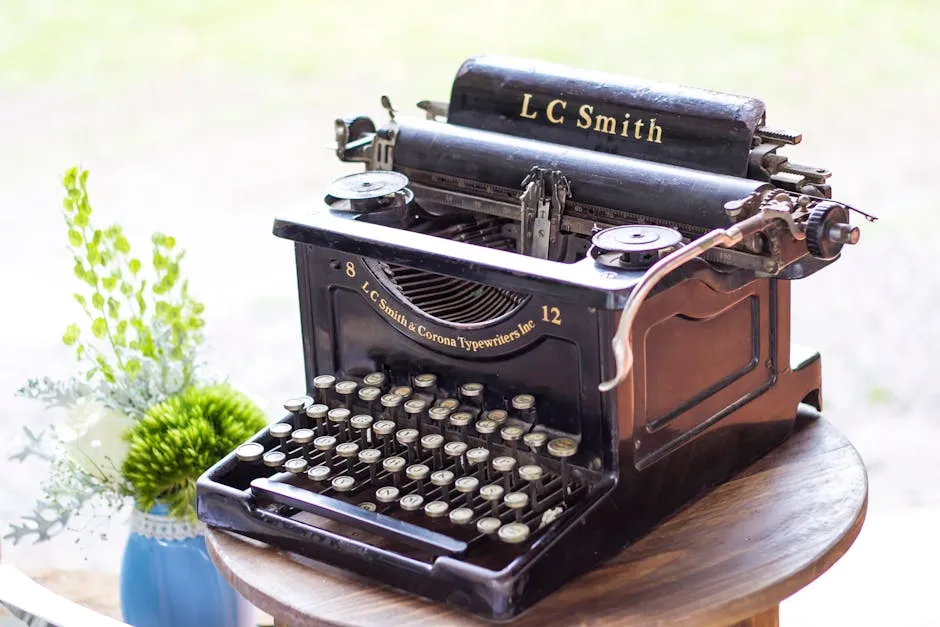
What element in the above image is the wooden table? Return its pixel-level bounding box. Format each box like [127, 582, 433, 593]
[206, 418, 867, 626]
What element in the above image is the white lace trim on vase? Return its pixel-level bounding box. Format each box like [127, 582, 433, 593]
[130, 508, 205, 541]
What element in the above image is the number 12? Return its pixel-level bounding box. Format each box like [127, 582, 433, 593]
[541, 305, 562, 325]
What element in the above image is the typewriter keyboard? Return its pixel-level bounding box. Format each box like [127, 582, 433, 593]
[232, 372, 588, 560]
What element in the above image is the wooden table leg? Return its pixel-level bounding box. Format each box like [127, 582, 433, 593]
[728, 604, 779, 627]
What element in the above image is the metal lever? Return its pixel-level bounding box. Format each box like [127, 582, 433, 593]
[597, 210, 782, 392]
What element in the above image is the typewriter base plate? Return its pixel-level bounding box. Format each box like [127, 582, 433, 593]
[205, 417, 866, 626]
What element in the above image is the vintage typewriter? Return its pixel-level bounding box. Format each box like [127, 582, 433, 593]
[197, 56, 873, 620]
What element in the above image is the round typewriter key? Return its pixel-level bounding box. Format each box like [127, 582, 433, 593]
[443, 440, 468, 473]
[263, 450, 286, 468]
[424, 500, 449, 518]
[350, 414, 374, 445]
[396, 428, 419, 462]
[373, 419, 396, 456]
[449, 411, 472, 439]
[403, 398, 429, 437]
[399, 494, 424, 512]
[548, 437, 578, 500]
[474, 419, 497, 443]
[511, 394, 535, 411]
[480, 484, 505, 516]
[336, 442, 360, 477]
[504, 492, 529, 521]
[383, 456, 406, 488]
[235, 442, 264, 463]
[328, 408, 351, 442]
[359, 448, 382, 484]
[485, 409, 508, 425]
[380, 393, 403, 424]
[421, 433, 445, 467]
[358, 386, 381, 414]
[523, 431, 548, 456]
[306, 403, 329, 434]
[428, 406, 451, 428]
[413, 373, 437, 389]
[437, 398, 460, 412]
[359, 502, 376, 512]
[391, 385, 413, 401]
[498, 522, 531, 544]
[334, 380, 358, 410]
[314, 435, 337, 467]
[455, 476, 479, 507]
[313, 375, 336, 405]
[285, 458, 308, 474]
[292, 428, 314, 458]
[308, 465, 331, 482]
[492, 455, 517, 490]
[500, 425, 524, 458]
[362, 372, 387, 389]
[331, 475, 355, 492]
[477, 517, 501, 535]
[519, 464, 544, 509]
[449, 507, 474, 525]
[284, 396, 313, 429]
[376, 486, 399, 503]
[269, 422, 293, 449]
[406, 463, 430, 497]
[460, 382, 484, 398]
[430, 469, 455, 502]
[466, 447, 491, 482]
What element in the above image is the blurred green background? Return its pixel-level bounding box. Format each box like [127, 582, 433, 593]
[1, 1, 936, 624]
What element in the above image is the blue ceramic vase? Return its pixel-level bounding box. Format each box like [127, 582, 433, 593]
[119, 502, 254, 627]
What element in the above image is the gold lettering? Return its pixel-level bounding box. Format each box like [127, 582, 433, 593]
[577, 104, 593, 129]
[594, 114, 617, 135]
[546, 99, 567, 124]
[633, 119, 646, 140]
[520, 93, 538, 119]
[370, 290, 378, 302]
[647, 117, 663, 143]
[621, 113, 631, 137]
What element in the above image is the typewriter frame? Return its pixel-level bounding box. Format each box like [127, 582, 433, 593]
[197, 207, 823, 621]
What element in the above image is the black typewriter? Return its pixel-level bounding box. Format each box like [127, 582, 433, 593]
[197, 56, 873, 620]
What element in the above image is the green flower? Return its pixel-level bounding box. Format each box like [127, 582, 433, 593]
[122, 384, 266, 520]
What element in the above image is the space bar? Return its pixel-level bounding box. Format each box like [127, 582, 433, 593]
[250, 478, 467, 556]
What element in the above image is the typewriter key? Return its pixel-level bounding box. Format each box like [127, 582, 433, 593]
[306, 403, 329, 434]
[313, 375, 336, 405]
[455, 476, 479, 507]
[334, 380, 358, 410]
[449, 411, 472, 439]
[443, 441, 468, 473]
[466, 447, 491, 482]
[459, 382, 484, 409]
[428, 406, 451, 433]
[362, 372, 387, 390]
[504, 492, 529, 521]
[400, 494, 424, 512]
[331, 475, 355, 493]
[382, 456, 406, 488]
[413, 373, 439, 402]
[498, 522, 530, 544]
[284, 396, 313, 429]
[391, 385, 413, 402]
[406, 463, 430, 496]
[421, 433, 444, 467]
[357, 386, 381, 415]
[492, 455, 517, 490]
[359, 502, 376, 512]
[403, 398, 428, 436]
[372, 419, 396, 456]
[327, 407, 351, 441]
[263, 450, 286, 468]
[475, 419, 497, 444]
[380, 393, 403, 424]
[548, 437, 578, 499]
[350, 414, 374, 445]
[235, 442, 264, 463]
[285, 458, 308, 474]
[437, 398, 460, 412]
[375, 486, 399, 503]
[430, 469, 455, 503]
[314, 435, 337, 467]
[486, 409, 508, 426]
[449, 507, 474, 525]
[291, 428, 315, 457]
[500, 425, 524, 458]
[523, 431, 548, 456]
[358, 448, 382, 484]
[480, 484, 505, 516]
[395, 428, 419, 462]
[307, 465, 331, 482]
[476, 517, 501, 535]
[424, 500, 449, 518]
[512, 395, 537, 425]
[269, 422, 293, 450]
[336, 442, 360, 477]
[519, 464, 545, 509]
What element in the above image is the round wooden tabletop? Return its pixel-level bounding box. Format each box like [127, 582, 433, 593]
[206, 418, 867, 626]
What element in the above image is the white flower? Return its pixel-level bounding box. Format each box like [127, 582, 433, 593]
[59, 398, 135, 485]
